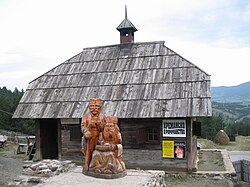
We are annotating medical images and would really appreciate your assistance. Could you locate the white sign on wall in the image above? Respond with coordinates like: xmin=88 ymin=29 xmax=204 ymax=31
xmin=162 ymin=119 xmax=186 ymax=137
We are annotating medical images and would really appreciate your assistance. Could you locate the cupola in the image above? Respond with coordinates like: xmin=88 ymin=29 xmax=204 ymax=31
xmin=116 ymin=5 xmax=137 ymax=44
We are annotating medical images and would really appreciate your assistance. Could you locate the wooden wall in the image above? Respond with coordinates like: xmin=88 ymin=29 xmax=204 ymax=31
xmin=34 ymin=117 xmax=199 ymax=172
xmin=120 ymin=118 xmax=162 ymax=149
xmin=61 ymin=124 xmax=82 ymax=164
xmin=119 ymin=118 xmax=198 ymax=172
xmin=123 ymin=149 xmax=187 ymax=172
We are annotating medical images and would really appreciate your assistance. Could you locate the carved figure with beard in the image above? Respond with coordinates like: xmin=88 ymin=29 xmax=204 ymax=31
xmin=88 ymin=116 xmax=126 ymax=175
xmin=81 ymin=98 xmax=105 ymax=171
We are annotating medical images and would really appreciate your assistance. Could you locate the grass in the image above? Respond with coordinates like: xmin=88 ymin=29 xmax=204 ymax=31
xmin=165 ymin=174 xmax=232 ymax=187
xmin=198 ymin=136 xmax=250 ymax=151
xmin=198 ymin=150 xmax=225 ymax=171
xmin=0 ymin=141 xmax=26 ymax=159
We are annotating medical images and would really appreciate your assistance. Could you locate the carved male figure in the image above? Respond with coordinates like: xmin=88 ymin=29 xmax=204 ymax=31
xmin=81 ymin=98 xmax=105 ymax=171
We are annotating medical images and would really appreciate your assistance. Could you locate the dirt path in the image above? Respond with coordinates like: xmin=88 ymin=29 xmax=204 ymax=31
xmin=0 ymin=156 xmax=23 ymax=186
xmin=0 ymin=142 xmax=25 ymax=186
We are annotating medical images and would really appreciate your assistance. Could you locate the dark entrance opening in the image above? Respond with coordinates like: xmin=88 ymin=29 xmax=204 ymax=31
xmin=40 ymin=119 xmax=58 ymax=159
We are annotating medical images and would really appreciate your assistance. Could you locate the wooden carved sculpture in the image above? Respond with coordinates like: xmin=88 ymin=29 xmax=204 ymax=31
xmin=81 ymin=99 xmax=126 ymax=178
xmin=81 ymin=98 xmax=105 ymax=171
xmin=89 ymin=116 xmax=126 ymax=177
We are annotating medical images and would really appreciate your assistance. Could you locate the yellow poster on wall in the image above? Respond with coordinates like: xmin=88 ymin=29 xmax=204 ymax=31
xmin=162 ymin=140 xmax=174 ymax=158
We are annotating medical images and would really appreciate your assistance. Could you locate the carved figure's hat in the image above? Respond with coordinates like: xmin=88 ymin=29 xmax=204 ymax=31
xmin=106 ymin=116 xmax=118 ymax=124
xmin=89 ymin=98 xmax=102 ymax=104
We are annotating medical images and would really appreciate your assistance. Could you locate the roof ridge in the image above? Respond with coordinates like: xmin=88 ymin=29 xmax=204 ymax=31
xmin=82 ymin=41 xmax=165 ymax=50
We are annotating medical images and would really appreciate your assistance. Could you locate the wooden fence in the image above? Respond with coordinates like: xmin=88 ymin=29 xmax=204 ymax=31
xmin=233 ymin=160 xmax=250 ymax=183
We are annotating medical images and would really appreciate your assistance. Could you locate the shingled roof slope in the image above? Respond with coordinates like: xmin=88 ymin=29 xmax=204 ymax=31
xmin=13 ymin=41 xmax=211 ymax=119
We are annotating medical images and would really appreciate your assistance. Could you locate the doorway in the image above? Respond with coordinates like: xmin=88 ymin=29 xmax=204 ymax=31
xmin=40 ymin=119 xmax=58 ymax=159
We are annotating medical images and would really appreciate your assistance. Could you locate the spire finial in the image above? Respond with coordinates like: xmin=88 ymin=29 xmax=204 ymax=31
xmin=125 ymin=4 xmax=127 ymax=19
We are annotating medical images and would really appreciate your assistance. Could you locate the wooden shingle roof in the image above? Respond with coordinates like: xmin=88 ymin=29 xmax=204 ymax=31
xmin=116 ymin=5 xmax=137 ymax=32
xmin=116 ymin=18 xmax=137 ymax=31
xmin=13 ymin=41 xmax=212 ymax=119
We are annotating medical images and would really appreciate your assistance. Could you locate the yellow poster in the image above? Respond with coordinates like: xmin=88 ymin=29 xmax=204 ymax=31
xmin=162 ymin=140 xmax=174 ymax=158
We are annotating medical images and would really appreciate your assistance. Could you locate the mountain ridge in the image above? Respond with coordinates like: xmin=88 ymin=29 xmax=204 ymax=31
xmin=211 ymin=81 xmax=250 ymax=103
xmin=211 ymin=81 xmax=250 ymax=122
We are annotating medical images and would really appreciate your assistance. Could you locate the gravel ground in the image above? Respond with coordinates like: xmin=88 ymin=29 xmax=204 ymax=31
xmin=0 ymin=156 xmax=23 ymax=186
xmin=0 ymin=142 xmax=25 ymax=186
xmin=0 ymin=141 xmax=248 ymax=187
xmin=36 ymin=167 xmax=164 ymax=187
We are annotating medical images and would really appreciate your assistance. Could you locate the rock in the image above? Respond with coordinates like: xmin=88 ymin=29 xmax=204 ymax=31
xmin=213 ymin=175 xmax=223 ymax=180
xmin=38 ymin=169 xmax=53 ymax=177
xmin=22 ymin=168 xmax=36 ymax=176
xmin=8 ymin=181 xmax=21 ymax=186
xmin=23 ymin=163 xmax=32 ymax=169
xmin=202 ymin=174 xmax=208 ymax=178
xmin=43 ymin=159 xmax=53 ymax=164
xmin=61 ymin=160 xmax=72 ymax=166
xmin=27 ymin=177 xmax=43 ymax=184
xmin=55 ymin=166 xmax=65 ymax=175
xmin=49 ymin=164 xmax=59 ymax=172
xmin=37 ymin=164 xmax=49 ymax=170
xmin=21 ymin=159 xmax=76 ymax=184
xmin=30 ymin=162 xmax=43 ymax=171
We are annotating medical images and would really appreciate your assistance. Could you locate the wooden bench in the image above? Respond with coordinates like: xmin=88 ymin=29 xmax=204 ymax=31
xmin=15 ymin=135 xmax=29 ymax=154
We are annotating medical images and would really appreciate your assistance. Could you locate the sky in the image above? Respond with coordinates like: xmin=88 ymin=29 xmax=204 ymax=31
xmin=0 ymin=0 xmax=250 ymax=90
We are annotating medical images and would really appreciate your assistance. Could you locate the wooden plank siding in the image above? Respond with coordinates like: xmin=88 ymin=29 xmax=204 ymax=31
xmin=13 ymin=41 xmax=211 ymax=119
xmin=61 ymin=125 xmax=82 ymax=164
xmin=120 ymin=118 xmax=189 ymax=171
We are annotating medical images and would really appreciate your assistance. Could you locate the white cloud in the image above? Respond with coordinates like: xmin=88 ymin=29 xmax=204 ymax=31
xmin=170 ymin=41 xmax=250 ymax=87
xmin=0 ymin=0 xmax=249 ymax=89
xmin=243 ymin=4 xmax=250 ymax=22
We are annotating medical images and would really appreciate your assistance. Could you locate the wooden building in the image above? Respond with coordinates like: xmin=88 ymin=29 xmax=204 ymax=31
xmin=13 ymin=10 xmax=211 ymax=172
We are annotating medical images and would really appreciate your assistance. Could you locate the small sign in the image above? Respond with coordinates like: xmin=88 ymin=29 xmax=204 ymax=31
xmin=162 ymin=119 xmax=186 ymax=137
xmin=174 ymin=142 xmax=186 ymax=159
xmin=162 ymin=140 xmax=174 ymax=158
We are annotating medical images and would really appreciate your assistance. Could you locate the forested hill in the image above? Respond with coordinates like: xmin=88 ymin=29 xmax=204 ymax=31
xmin=0 ymin=87 xmax=34 ymax=134
xmin=0 ymin=87 xmax=23 ymax=118
xmin=212 ymin=81 xmax=250 ymax=103
xmin=212 ymin=102 xmax=250 ymax=123
xmin=211 ymin=81 xmax=250 ymax=123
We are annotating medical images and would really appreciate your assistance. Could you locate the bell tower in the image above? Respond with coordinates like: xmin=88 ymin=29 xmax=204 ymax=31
xmin=116 ymin=5 xmax=137 ymax=44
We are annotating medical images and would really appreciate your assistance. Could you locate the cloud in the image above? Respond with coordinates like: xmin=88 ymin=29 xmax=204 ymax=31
xmin=169 ymin=41 xmax=250 ymax=87
xmin=0 ymin=0 xmax=250 ymax=89
xmin=156 ymin=0 xmax=250 ymax=48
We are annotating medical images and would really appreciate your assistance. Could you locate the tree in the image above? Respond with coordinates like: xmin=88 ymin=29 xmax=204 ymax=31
xmin=0 ymin=87 xmax=35 ymax=134
xmin=225 ymin=122 xmax=250 ymax=136
xmin=199 ymin=115 xmax=225 ymax=140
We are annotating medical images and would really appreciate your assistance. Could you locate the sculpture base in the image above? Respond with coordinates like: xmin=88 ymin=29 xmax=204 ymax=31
xmin=82 ymin=169 xmax=127 ymax=179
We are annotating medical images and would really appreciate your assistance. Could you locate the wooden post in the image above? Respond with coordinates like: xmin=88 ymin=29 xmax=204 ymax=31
xmin=186 ymin=118 xmax=193 ymax=172
xmin=57 ymin=119 xmax=62 ymax=160
xmin=241 ymin=160 xmax=244 ymax=181
xmin=34 ymin=119 xmax=42 ymax=160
